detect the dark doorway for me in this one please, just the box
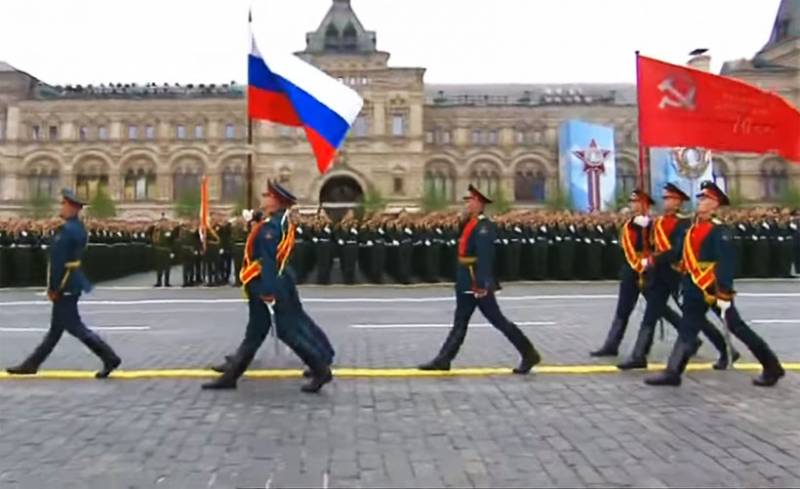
[319,176,364,221]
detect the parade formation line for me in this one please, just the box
[0,363,798,380]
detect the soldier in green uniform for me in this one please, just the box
[151,218,174,287]
[231,215,248,287]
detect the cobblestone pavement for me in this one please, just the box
[0,278,799,487]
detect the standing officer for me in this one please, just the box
[203,182,333,393]
[646,181,785,387]
[617,183,732,370]
[418,185,540,373]
[6,189,121,378]
[590,190,653,357]
[151,218,174,287]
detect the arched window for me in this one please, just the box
[423,161,456,202]
[514,161,547,202]
[342,23,357,51]
[761,159,788,200]
[173,159,203,200]
[27,161,60,199]
[123,168,155,201]
[75,158,110,201]
[616,160,638,196]
[470,161,501,198]
[221,162,245,203]
[324,24,340,51]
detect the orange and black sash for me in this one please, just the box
[620,221,644,274]
[276,215,296,276]
[239,221,265,286]
[653,215,677,253]
[458,216,481,287]
[682,220,716,302]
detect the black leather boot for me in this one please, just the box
[7,329,63,375]
[417,359,451,371]
[513,344,541,375]
[6,361,40,375]
[617,324,655,370]
[301,366,333,393]
[84,336,122,379]
[590,318,626,357]
[645,339,693,386]
[752,365,785,387]
[202,348,256,390]
[210,354,234,373]
[713,349,740,370]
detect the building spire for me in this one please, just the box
[762,0,799,51]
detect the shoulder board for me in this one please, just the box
[478,214,488,221]
[712,218,723,225]
[676,213,691,219]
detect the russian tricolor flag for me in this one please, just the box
[248,33,364,174]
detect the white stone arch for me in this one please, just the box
[24,155,61,199]
[309,167,369,204]
[219,154,247,203]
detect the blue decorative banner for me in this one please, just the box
[649,147,714,209]
[558,120,616,212]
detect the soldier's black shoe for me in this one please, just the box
[301,368,333,394]
[589,346,618,357]
[210,355,234,373]
[6,364,38,375]
[418,360,451,371]
[752,367,785,387]
[513,347,541,375]
[302,368,313,378]
[165,283,171,288]
[617,357,648,370]
[154,283,162,288]
[713,349,741,370]
[201,377,238,390]
[96,356,121,379]
[644,371,682,386]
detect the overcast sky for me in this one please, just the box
[0,0,782,86]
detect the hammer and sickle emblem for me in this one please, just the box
[658,77,696,110]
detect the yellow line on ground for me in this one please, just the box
[0,363,797,380]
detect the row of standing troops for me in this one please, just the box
[152,210,799,289]
[0,219,153,287]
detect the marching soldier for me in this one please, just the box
[6,189,121,378]
[203,182,333,393]
[646,181,785,387]
[617,183,732,370]
[231,215,248,287]
[590,190,654,357]
[418,185,540,373]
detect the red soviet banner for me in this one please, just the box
[637,54,800,163]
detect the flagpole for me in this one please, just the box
[635,51,649,193]
[246,8,254,210]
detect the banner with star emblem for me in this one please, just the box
[649,147,714,209]
[558,120,616,212]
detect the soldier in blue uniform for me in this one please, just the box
[418,185,540,373]
[646,181,785,387]
[203,181,333,393]
[590,190,655,357]
[6,189,121,378]
[617,183,732,370]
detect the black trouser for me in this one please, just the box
[17,295,118,367]
[434,291,534,363]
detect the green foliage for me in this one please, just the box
[546,185,573,211]
[28,192,54,219]
[175,188,201,219]
[421,184,449,212]
[86,187,117,219]
[361,186,386,215]
[778,182,800,209]
[487,186,512,215]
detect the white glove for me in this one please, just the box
[242,209,254,222]
[219,249,224,255]
[633,215,651,227]
[717,299,732,315]
[640,257,650,269]
[169,253,175,259]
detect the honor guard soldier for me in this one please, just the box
[646,181,785,387]
[591,189,654,357]
[418,185,541,373]
[203,181,333,393]
[617,183,731,370]
[6,189,121,378]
